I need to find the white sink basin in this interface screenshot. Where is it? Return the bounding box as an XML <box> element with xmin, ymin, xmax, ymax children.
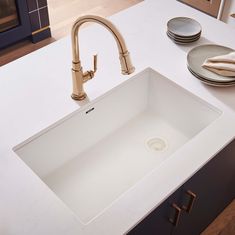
<box><xmin>14</xmin><ymin>68</ymin><xmax>221</xmax><ymax>224</ymax></box>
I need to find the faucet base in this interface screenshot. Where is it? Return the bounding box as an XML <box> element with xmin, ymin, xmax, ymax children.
<box><xmin>71</xmin><ymin>92</ymin><xmax>87</xmax><ymax>100</ymax></box>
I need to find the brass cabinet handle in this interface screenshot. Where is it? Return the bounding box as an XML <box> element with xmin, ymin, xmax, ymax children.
<box><xmin>182</xmin><ymin>190</ymin><xmax>197</xmax><ymax>213</ymax></box>
<box><xmin>169</xmin><ymin>203</ymin><xmax>181</xmax><ymax>227</ymax></box>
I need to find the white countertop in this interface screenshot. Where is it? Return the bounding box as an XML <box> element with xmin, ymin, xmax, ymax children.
<box><xmin>0</xmin><ymin>0</ymin><xmax>235</xmax><ymax>234</ymax></box>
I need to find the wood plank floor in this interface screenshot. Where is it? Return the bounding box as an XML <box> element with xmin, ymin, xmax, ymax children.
<box><xmin>48</xmin><ymin>0</ymin><xmax>142</xmax><ymax>39</ymax></box>
<box><xmin>201</xmin><ymin>199</ymin><xmax>235</xmax><ymax>235</ymax></box>
<box><xmin>0</xmin><ymin>0</ymin><xmax>142</xmax><ymax>66</ymax></box>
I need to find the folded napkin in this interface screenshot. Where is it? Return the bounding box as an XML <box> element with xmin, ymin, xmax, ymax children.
<box><xmin>202</xmin><ymin>51</ymin><xmax>235</xmax><ymax>77</ymax></box>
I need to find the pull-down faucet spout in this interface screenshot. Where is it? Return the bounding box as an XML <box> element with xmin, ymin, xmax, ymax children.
<box><xmin>71</xmin><ymin>15</ymin><xmax>135</xmax><ymax>100</ymax></box>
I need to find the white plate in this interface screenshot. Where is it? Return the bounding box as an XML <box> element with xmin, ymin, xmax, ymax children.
<box><xmin>167</xmin><ymin>17</ymin><xmax>202</xmax><ymax>37</ymax></box>
<box><xmin>187</xmin><ymin>44</ymin><xmax>235</xmax><ymax>83</ymax></box>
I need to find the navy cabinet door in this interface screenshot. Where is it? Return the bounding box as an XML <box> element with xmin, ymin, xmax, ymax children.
<box><xmin>127</xmin><ymin>140</ymin><xmax>235</xmax><ymax>235</ymax></box>
<box><xmin>173</xmin><ymin>140</ymin><xmax>235</xmax><ymax>235</ymax></box>
<box><xmin>0</xmin><ymin>0</ymin><xmax>31</xmax><ymax>48</ymax></box>
<box><xmin>127</xmin><ymin>189</ymin><xmax>182</xmax><ymax>235</ymax></box>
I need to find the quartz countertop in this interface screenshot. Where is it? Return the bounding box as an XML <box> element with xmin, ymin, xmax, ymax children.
<box><xmin>0</xmin><ymin>0</ymin><xmax>235</xmax><ymax>234</ymax></box>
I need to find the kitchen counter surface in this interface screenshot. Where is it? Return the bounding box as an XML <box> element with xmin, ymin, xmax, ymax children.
<box><xmin>0</xmin><ymin>0</ymin><xmax>235</xmax><ymax>234</ymax></box>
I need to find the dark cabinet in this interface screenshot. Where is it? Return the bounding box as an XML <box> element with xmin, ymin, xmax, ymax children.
<box><xmin>173</xmin><ymin>139</ymin><xmax>235</xmax><ymax>235</ymax></box>
<box><xmin>0</xmin><ymin>0</ymin><xmax>31</xmax><ymax>49</ymax></box>
<box><xmin>128</xmin><ymin>139</ymin><xmax>235</xmax><ymax>235</ymax></box>
<box><xmin>127</xmin><ymin>190</ymin><xmax>182</xmax><ymax>235</ymax></box>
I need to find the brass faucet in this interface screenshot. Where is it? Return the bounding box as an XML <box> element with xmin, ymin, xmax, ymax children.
<box><xmin>71</xmin><ymin>15</ymin><xmax>135</xmax><ymax>100</ymax></box>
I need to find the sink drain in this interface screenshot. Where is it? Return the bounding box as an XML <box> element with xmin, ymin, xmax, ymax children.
<box><xmin>146</xmin><ymin>137</ymin><xmax>167</xmax><ymax>152</ymax></box>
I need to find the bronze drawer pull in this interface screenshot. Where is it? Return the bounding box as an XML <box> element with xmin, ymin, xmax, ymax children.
<box><xmin>182</xmin><ymin>190</ymin><xmax>197</xmax><ymax>213</ymax></box>
<box><xmin>169</xmin><ymin>203</ymin><xmax>181</xmax><ymax>227</ymax></box>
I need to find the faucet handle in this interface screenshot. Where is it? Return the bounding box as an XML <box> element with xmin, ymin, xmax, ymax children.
<box><xmin>82</xmin><ymin>54</ymin><xmax>97</xmax><ymax>83</ymax></box>
<box><xmin>93</xmin><ymin>54</ymin><xmax>97</xmax><ymax>73</ymax></box>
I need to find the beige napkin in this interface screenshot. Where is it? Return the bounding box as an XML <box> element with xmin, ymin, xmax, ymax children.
<box><xmin>202</xmin><ymin>51</ymin><xmax>235</xmax><ymax>77</ymax></box>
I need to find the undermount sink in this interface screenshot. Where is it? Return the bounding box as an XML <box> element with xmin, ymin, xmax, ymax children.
<box><xmin>14</xmin><ymin>68</ymin><xmax>221</xmax><ymax>224</ymax></box>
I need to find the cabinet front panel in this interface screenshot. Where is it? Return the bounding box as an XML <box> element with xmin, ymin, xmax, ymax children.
<box><xmin>127</xmin><ymin>190</ymin><xmax>182</xmax><ymax>235</ymax></box>
<box><xmin>173</xmin><ymin>139</ymin><xmax>235</xmax><ymax>235</ymax></box>
<box><xmin>178</xmin><ymin>0</ymin><xmax>222</xmax><ymax>18</ymax></box>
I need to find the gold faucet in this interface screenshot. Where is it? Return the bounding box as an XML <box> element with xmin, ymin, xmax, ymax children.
<box><xmin>71</xmin><ymin>15</ymin><xmax>135</xmax><ymax>100</ymax></box>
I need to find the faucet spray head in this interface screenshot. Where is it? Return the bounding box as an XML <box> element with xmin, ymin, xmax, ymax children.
<box><xmin>120</xmin><ymin>51</ymin><xmax>135</xmax><ymax>75</ymax></box>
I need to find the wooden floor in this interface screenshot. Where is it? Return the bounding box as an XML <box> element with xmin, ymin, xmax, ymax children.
<box><xmin>0</xmin><ymin>0</ymin><xmax>142</xmax><ymax>66</ymax></box>
<box><xmin>48</xmin><ymin>0</ymin><xmax>142</xmax><ymax>39</ymax></box>
<box><xmin>201</xmin><ymin>199</ymin><xmax>235</xmax><ymax>235</ymax></box>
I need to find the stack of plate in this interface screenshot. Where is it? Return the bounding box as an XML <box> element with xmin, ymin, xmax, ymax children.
<box><xmin>187</xmin><ymin>44</ymin><xmax>235</xmax><ymax>87</ymax></box>
<box><xmin>167</xmin><ymin>17</ymin><xmax>201</xmax><ymax>44</ymax></box>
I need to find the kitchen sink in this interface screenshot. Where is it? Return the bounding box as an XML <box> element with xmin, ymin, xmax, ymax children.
<box><xmin>14</xmin><ymin>68</ymin><xmax>221</xmax><ymax>224</ymax></box>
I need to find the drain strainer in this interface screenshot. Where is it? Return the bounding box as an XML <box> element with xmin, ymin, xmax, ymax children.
<box><xmin>146</xmin><ymin>137</ymin><xmax>167</xmax><ymax>152</ymax></box>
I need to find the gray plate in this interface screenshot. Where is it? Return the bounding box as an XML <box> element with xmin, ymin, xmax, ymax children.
<box><xmin>167</xmin><ymin>30</ymin><xmax>201</xmax><ymax>40</ymax></box>
<box><xmin>167</xmin><ymin>17</ymin><xmax>202</xmax><ymax>37</ymax></box>
<box><xmin>187</xmin><ymin>66</ymin><xmax>235</xmax><ymax>87</ymax></box>
<box><xmin>167</xmin><ymin>32</ymin><xmax>200</xmax><ymax>44</ymax></box>
<box><xmin>167</xmin><ymin>31</ymin><xmax>200</xmax><ymax>42</ymax></box>
<box><xmin>187</xmin><ymin>44</ymin><xmax>235</xmax><ymax>83</ymax></box>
